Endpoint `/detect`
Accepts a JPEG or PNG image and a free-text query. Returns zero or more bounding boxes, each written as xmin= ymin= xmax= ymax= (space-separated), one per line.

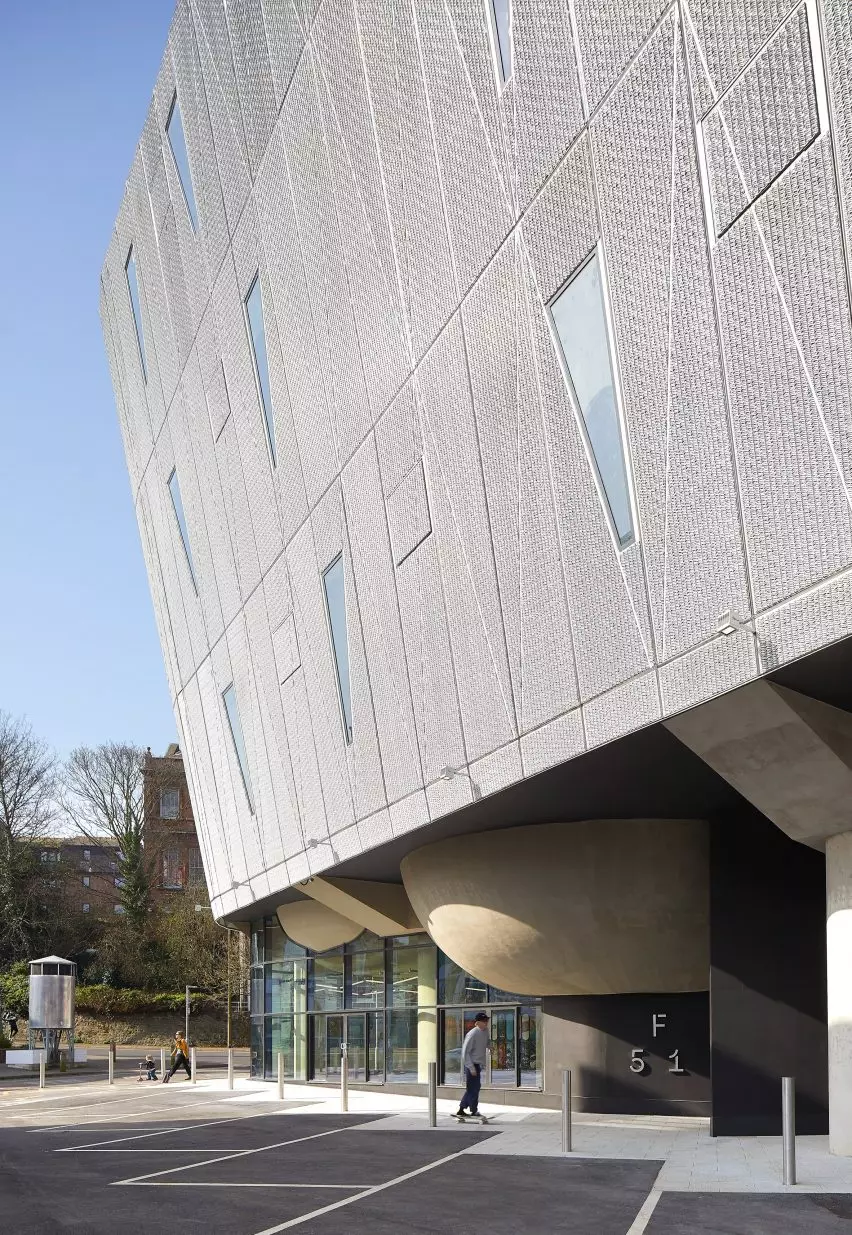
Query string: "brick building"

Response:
xmin=39 ymin=837 xmax=123 ymax=918
xmin=143 ymin=744 xmax=205 ymax=901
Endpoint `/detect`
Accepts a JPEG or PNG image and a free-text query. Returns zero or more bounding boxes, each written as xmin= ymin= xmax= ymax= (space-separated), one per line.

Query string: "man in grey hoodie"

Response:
xmin=455 ymin=1011 xmax=489 ymax=1119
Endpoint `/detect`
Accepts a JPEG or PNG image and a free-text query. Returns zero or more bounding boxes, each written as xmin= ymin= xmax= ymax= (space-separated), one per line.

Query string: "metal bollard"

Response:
xmin=160 ymin=1047 xmax=166 ymax=1079
xmin=108 ymin=1049 xmax=114 ymax=1086
xmin=277 ymin=1051 xmax=285 ymax=1101
xmin=428 ymin=1060 xmax=437 ymax=1128
xmin=341 ymin=1043 xmax=349 ymax=1113
xmin=191 ymin=1046 xmax=197 ymax=1084
xmin=39 ymin=1052 xmax=46 ymax=1089
xmin=228 ymin=1047 xmax=234 ymax=1091
xmin=561 ymin=1069 xmax=572 ymax=1153
xmin=782 ymin=1076 xmax=796 ymax=1185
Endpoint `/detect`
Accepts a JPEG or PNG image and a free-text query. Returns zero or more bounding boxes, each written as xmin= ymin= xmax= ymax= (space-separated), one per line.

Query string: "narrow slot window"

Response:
xmin=244 ymin=274 xmax=276 ymax=466
xmin=223 ymin=683 xmax=254 ymax=812
xmin=125 ymin=247 xmax=148 ymax=381
xmin=488 ymin=0 xmax=512 ymax=85
xmin=322 ymin=555 xmax=353 ymax=745
xmin=166 ymin=93 xmax=199 ymax=232
xmin=168 ymin=468 xmax=198 ymax=592
xmin=550 ymin=249 xmax=635 ymax=547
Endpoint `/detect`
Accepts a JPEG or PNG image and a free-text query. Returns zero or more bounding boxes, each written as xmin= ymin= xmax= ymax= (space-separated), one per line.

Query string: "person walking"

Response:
xmin=454 ymin=1011 xmax=489 ymax=1120
xmin=162 ymin=1031 xmax=191 ymax=1082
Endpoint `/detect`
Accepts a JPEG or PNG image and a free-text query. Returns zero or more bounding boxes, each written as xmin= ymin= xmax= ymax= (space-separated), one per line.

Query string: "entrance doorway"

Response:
xmin=311 ymin=1012 xmax=384 ymax=1083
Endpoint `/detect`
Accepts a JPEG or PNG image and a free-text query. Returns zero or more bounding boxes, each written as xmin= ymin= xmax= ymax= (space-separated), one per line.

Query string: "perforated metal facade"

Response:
xmin=102 ymin=0 xmax=852 ymax=920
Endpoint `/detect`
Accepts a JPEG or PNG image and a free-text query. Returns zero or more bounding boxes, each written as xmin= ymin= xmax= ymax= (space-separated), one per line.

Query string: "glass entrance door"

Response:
xmin=346 ymin=1014 xmax=366 ymax=1082
xmin=489 ymin=1007 xmax=517 ymax=1086
xmin=313 ymin=1013 xmax=344 ymax=1081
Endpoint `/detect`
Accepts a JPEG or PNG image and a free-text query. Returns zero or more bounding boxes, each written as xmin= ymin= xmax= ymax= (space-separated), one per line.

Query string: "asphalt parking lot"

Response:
xmin=3 ymin=1080 xmax=852 ymax=1233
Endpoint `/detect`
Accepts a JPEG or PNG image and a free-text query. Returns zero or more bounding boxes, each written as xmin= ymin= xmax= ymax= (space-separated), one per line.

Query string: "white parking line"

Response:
xmin=30 ymin=1096 xmax=235 ymax=1133
xmin=112 ymin=1125 xmax=362 ymax=1185
xmin=626 ymin=1189 xmax=663 ymax=1233
xmin=62 ymin=1148 xmax=248 ymax=1153
xmin=251 ymin=1148 xmax=472 ymax=1233
xmin=121 ymin=1183 xmax=369 ymax=1189
xmin=57 ymin=1106 xmax=299 ymax=1151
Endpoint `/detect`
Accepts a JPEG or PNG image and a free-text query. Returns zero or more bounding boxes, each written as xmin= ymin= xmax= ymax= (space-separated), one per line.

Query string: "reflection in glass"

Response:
xmin=520 ymin=1004 xmax=541 ymax=1088
xmin=442 ymin=1008 xmax=479 ymax=1085
xmin=168 ymin=469 xmax=197 ymax=593
xmin=250 ymin=1017 xmax=264 ymax=1078
xmin=250 ymin=968 xmax=264 ymax=1016
xmin=125 ymin=247 xmax=147 ymax=381
xmin=389 ymin=946 xmax=435 ymax=1007
xmin=245 ymin=274 xmax=276 ymax=466
xmin=313 ymin=1014 xmax=343 ymax=1080
xmin=490 ymin=0 xmax=512 ymax=82
xmin=222 ymin=683 xmax=254 ymax=812
xmin=265 ymin=916 xmax=284 ymax=962
xmin=346 ymin=1013 xmax=366 ymax=1082
xmin=166 ymin=93 xmax=198 ymax=232
xmin=265 ymin=1015 xmax=296 ymax=1078
xmin=266 ymin=962 xmax=307 ymax=1014
xmin=386 ymin=1008 xmax=418 ymax=1083
xmin=438 ymin=953 xmax=487 ymax=1006
xmin=489 ymin=1007 xmax=517 ymax=1087
xmin=351 ymin=951 xmax=384 ymax=1009
xmin=310 ymin=954 xmax=344 ymax=1011
xmin=367 ymin=1011 xmax=384 ymax=1083
xmin=322 ymin=556 xmax=353 ymax=744
xmin=550 ymin=251 xmax=634 ymax=545
xmin=250 ymin=921 xmax=264 ymax=965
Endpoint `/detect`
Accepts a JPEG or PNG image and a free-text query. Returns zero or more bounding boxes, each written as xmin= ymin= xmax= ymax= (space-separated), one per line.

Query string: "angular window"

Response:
xmin=322 ymin=555 xmax=353 ymax=744
xmin=168 ymin=469 xmax=198 ymax=593
xmin=114 ymin=905 xmax=125 ymax=915
xmin=125 ymin=247 xmax=148 ymax=382
xmin=488 ymin=0 xmax=512 ymax=84
xmin=222 ymin=683 xmax=254 ymax=812
xmin=244 ymin=274 xmax=276 ymax=466
xmin=82 ymin=876 xmax=90 ymax=888
xmin=550 ymin=249 xmax=635 ymax=546
xmin=160 ymin=787 xmax=180 ymax=819
xmin=166 ymin=93 xmax=198 ymax=232
xmin=82 ymin=903 xmax=90 ymax=913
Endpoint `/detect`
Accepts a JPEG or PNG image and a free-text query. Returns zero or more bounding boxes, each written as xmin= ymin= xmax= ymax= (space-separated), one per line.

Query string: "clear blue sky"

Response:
xmin=0 ymin=1 xmax=179 ymax=758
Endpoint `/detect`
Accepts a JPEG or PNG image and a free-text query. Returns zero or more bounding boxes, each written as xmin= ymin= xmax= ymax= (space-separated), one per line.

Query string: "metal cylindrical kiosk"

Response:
xmin=28 ymin=956 xmax=77 ymax=1068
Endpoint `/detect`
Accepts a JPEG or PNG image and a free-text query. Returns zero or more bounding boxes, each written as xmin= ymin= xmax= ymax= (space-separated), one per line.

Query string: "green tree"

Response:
xmin=62 ymin=743 xmax=160 ymax=931
xmin=0 ymin=712 xmax=62 ymax=965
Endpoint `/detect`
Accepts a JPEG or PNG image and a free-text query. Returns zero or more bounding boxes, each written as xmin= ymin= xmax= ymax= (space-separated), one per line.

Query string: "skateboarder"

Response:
xmin=454 ymin=1011 xmax=489 ymax=1121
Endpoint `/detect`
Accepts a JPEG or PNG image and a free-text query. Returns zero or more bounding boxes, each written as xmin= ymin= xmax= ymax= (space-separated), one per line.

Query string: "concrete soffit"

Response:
xmin=276 ymin=900 xmax=364 ymax=951
xmin=296 ymin=876 xmax=423 ymax=937
xmin=665 ymin=681 xmax=852 ymax=849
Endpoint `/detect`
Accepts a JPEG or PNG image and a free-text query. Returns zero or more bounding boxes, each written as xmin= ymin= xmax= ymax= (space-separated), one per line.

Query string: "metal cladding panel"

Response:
xmin=225 ymin=0 xmax=278 ymax=178
xmin=512 ymin=0 xmax=585 ymax=210
xmin=342 ymin=437 xmax=424 ymax=804
xmin=414 ymin=0 xmax=511 ymax=299
xmin=357 ymin=0 xmax=457 ymax=360
xmin=592 ymin=10 xmax=750 ymax=662
xmin=703 ymin=4 xmax=819 ymax=238
xmin=190 ymin=0 xmax=253 ymax=232
xmin=573 ymin=0 xmax=669 ymax=112
xmin=102 ymin=0 xmax=852 ymax=914
xmin=714 ymin=139 xmax=852 ymax=611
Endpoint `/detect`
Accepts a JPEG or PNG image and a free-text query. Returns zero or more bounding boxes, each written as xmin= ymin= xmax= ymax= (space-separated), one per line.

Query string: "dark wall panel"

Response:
xmin=542 ymin=992 xmax=710 ymax=1116
xmin=710 ymin=814 xmax=827 ymax=1135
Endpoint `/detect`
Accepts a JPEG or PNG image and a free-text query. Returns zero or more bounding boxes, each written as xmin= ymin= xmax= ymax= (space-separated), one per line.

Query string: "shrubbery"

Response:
xmin=74 ymin=986 xmax=219 ymax=1016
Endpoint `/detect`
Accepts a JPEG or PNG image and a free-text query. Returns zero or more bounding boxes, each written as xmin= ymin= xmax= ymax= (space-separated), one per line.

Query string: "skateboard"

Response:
xmin=452 ymin=1112 xmax=490 ymax=1124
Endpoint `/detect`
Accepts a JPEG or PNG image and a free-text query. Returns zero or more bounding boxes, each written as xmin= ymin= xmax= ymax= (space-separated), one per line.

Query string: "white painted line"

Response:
xmin=62 ymin=1148 xmax=249 ymax=1153
xmin=112 ymin=1126 xmax=363 ymax=1185
xmin=250 ymin=1148 xmax=473 ymax=1234
xmin=56 ymin=1105 xmax=287 ymax=1151
xmin=30 ymin=1096 xmax=234 ymax=1134
xmin=626 ymin=1188 xmax=663 ymax=1234
xmin=121 ymin=1182 xmax=370 ymax=1189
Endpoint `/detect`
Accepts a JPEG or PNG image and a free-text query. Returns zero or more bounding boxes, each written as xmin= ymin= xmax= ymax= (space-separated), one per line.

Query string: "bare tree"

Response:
xmin=62 ymin=743 xmax=158 ymax=931
xmin=0 ymin=712 xmax=59 ymax=962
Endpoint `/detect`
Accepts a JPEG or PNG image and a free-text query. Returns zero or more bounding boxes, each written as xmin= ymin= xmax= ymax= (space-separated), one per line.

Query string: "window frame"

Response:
xmin=160 ymin=787 xmax=180 ymax=819
xmin=322 ymin=554 xmax=353 ymax=746
xmin=167 ymin=468 xmax=198 ymax=593
xmin=243 ymin=273 xmax=277 ymax=468
xmin=125 ymin=246 xmax=148 ymax=382
xmin=547 ymin=244 xmax=637 ymax=550
xmin=222 ymin=682 xmax=255 ymax=813
xmin=485 ymin=0 xmax=513 ymax=89
xmin=165 ymin=91 xmax=199 ymax=233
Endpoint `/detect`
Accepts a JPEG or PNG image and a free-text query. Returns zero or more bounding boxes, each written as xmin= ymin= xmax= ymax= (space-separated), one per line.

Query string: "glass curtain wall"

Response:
xmin=249 ymin=920 xmax=541 ymax=1090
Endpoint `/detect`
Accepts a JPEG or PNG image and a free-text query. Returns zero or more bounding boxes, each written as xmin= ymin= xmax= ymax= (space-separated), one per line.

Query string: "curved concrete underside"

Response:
xmin=401 ymin=819 xmax=709 ymax=996
xmin=276 ymin=900 xmax=363 ymax=951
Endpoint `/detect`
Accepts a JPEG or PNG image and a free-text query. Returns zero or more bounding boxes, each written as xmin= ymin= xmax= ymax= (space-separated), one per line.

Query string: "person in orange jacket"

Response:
xmin=162 ymin=1031 xmax=191 ymax=1082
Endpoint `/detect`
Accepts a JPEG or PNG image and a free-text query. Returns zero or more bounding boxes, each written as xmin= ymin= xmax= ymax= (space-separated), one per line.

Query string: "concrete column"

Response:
xmin=417 ymin=947 xmax=437 ymax=1083
xmin=827 ymin=832 xmax=852 ymax=1154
